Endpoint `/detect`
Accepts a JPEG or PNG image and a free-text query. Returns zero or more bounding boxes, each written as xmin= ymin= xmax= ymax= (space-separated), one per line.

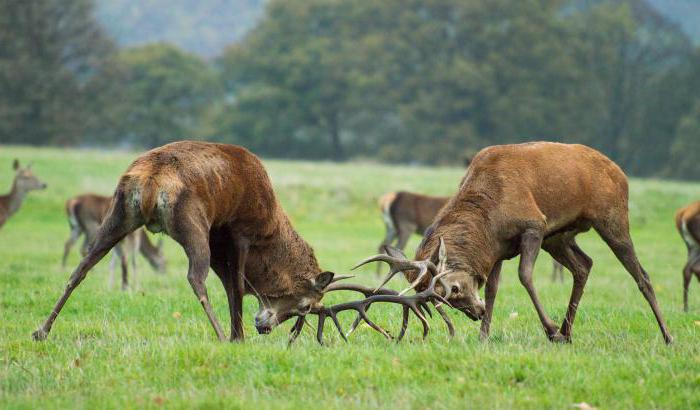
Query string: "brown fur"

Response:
xmin=675 ymin=201 xmax=700 ymax=311
xmin=407 ymin=142 xmax=671 ymax=343
xmin=34 ymin=141 xmax=331 ymax=342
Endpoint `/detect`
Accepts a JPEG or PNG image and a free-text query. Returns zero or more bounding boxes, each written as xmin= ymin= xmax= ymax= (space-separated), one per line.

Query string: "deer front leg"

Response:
xmin=518 ymin=228 xmax=562 ymax=341
xmin=230 ymin=238 xmax=249 ymax=342
xmin=479 ymin=261 xmax=502 ymax=341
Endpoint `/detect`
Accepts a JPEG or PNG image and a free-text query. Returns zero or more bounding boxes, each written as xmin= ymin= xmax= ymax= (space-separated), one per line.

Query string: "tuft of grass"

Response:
xmin=1 ymin=145 xmax=699 ymax=409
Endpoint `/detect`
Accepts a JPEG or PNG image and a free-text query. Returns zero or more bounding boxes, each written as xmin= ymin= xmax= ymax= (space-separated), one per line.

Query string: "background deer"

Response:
xmin=357 ymin=142 xmax=673 ymax=344
xmin=377 ymin=191 xmax=449 ymax=255
xmin=675 ymin=201 xmax=700 ymax=311
xmin=0 ymin=159 xmax=47 ymax=230
xmin=33 ymin=141 xmax=348 ymax=342
xmin=62 ymin=193 xmax=166 ymax=289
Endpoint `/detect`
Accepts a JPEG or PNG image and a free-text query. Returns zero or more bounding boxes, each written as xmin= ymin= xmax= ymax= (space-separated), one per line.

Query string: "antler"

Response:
xmin=352 ymin=254 xmax=452 ymax=301
xmin=292 ymin=272 xmax=454 ymax=345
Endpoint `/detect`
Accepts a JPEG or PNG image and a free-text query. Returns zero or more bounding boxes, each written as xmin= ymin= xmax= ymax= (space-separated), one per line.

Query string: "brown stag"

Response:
xmin=356 ymin=142 xmax=673 ymax=344
xmin=33 ymin=141 xmax=436 ymax=344
xmin=675 ymin=201 xmax=700 ymax=311
xmin=0 ymin=160 xmax=47 ymax=230
xmin=62 ymin=193 xmax=166 ymax=289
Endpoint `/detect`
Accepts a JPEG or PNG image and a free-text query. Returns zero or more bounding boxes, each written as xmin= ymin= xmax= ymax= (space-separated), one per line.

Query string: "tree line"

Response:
xmin=1 ymin=0 xmax=699 ymax=179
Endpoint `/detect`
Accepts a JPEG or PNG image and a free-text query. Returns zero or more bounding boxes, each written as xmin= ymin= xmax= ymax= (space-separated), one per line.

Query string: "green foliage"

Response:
xmin=87 ymin=44 xmax=221 ymax=147
xmin=215 ymin=0 xmax=700 ymax=174
xmin=0 ymin=0 xmax=113 ymax=145
xmin=669 ymin=101 xmax=700 ymax=179
xmin=1 ymin=146 xmax=700 ymax=409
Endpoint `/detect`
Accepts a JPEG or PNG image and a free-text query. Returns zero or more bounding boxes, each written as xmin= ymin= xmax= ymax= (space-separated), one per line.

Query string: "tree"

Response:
xmin=669 ymin=101 xmax=700 ymax=180
xmin=88 ymin=44 xmax=220 ymax=147
xmin=0 ymin=0 xmax=113 ymax=145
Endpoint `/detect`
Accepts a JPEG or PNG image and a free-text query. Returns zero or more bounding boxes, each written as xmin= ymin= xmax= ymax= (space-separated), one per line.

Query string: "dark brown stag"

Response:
xmin=0 ymin=160 xmax=47 ymax=230
xmin=675 ymin=201 xmax=700 ymax=311
xmin=62 ymin=193 xmax=166 ymax=289
xmin=357 ymin=142 xmax=673 ymax=344
xmin=33 ymin=141 xmax=434 ymax=343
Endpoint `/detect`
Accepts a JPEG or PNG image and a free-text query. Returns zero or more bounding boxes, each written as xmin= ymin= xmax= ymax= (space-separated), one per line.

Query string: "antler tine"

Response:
xmin=399 ymin=263 xmax=429 ymax=295
xmin=434 ymin=304 xmax=455 ymax=339
xmin=287 ymin=316 xmax=306 ymax=347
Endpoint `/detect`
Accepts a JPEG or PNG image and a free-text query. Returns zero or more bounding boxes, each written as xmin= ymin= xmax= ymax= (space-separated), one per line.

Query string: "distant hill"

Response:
xmin=95 ymin=0 xmax=265 ymax=58
xmin=95 ymin=0 xmax=698 ymax=59
xmin=648 ymin=0 xmax=700 ymax=43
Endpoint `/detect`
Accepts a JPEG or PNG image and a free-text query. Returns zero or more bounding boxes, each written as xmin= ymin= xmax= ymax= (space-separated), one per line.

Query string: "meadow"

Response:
xmin=1 ymin=145 xmax=699 ymax=409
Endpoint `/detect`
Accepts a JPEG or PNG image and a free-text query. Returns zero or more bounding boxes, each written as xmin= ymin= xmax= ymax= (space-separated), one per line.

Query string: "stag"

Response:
xmin=675 ymin=201 xmax=700 ymax=311
xmin=62 ymin=193 xmax=166 ymax=289
xmin=0 ymin=159 xmax=46 ymax=230
xmin=33 ymin=142 xmax=436 ymax=343
xmin=356 ymin=142 xmax=673 ymax=344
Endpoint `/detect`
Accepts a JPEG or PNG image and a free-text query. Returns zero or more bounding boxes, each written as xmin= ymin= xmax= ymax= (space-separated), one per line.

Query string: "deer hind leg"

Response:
xmin=551 ymin=260 xmax=565 ymax=282
xmin=684 ymin=250 xmax=700 ymax=312
xmin=62 ymin=225 xmax=82 ymax=268
xmin=33 ymin=199 xmax=139 ymax=341
xmin=543 ymin=237 xmax=592 ymax=342
xmin=395 ymin=222 xmax=415 ymax=252
xmin=479 ymin=261 xmax=503 ymax=341
xmin=518 ymin=228 xmax=562 ymax=341
xmin=377 ymin=223 xmax=397 ymax=275
xmin=171 ymin=214 xmax=226 ymax=342
xmin=113 ymin=243 xmax=129 ymax=291
xmin=595 ymin=219 xmax=673 ymax=344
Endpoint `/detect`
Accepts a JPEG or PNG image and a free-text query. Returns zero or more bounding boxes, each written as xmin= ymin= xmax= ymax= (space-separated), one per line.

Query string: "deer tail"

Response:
xmin=139 ymin=177 xmax=158 ymax=222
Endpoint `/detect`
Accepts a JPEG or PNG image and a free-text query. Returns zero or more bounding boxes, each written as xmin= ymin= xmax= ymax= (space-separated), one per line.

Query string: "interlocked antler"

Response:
xmin=289 ymin=272 xmax=454 ymax=346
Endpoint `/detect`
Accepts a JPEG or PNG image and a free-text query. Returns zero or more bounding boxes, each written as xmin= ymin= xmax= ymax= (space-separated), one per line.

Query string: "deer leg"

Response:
xmin=595 ymin=222 xmax=673 ymax=344
xmin=551 ymin=260 xmax=564 ymax=282
xmin=544 ymin=239 xmax=592 ymax=342
xmin=518 ymin=228 xmax=561 ymax=341
xmin=683 ymin=263 xmax=693 ymax=312
xmin=33 ymin=207 xmax=137 ymax=341
xmin=377 ymin=227 xmax=397 ymax=275
xmin=480 ymin=261 xmax=502 ymax=341
xmin=395 ymin=222 xmax=415 ymax=252
xmin=173 ymin=221 xmax=226 ymax=342
xmin=113 ymin=243 xmax=129 ymax=291
xmin=230 ymin=238 xmax=249 ymax=341
xmin=62 ymin=226 xmax=81 ymax=267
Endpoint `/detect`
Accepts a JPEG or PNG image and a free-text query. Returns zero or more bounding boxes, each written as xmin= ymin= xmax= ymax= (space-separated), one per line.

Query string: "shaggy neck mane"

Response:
xmin=414 ymin=191 xmax=500 ymax=283
xmin=247 ymin=207 xmax=322 ymax=297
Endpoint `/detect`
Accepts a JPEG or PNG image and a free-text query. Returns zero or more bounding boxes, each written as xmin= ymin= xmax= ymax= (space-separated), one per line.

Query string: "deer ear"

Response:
xmin=314 ymin=271 xmax=335 ymax=291
xmin=12 ymin=159 xmax=19 ymax=170
xmin=437 ymin=237 xmax=448 ymax=270
xmin=383 ymin=245 xmax=408 ymax=260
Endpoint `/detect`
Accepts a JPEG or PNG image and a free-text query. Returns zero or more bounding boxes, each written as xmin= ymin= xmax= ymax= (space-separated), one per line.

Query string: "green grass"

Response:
xmin=1 ymin=145 xmax=699 ymax=409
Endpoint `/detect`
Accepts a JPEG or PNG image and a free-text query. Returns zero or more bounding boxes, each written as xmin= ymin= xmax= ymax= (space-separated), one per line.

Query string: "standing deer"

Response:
xmin=33 ymin=142 xmax=387 ymax=342
xmin=675 ymin=201 xmax=700 ymax=311
xmin=62 ymin=193 xmax=166 ymax=290
xmin=356 ymin=142 xmax=673 ymax=344
xmin=0 ymin=159 xmax=47 ymax=230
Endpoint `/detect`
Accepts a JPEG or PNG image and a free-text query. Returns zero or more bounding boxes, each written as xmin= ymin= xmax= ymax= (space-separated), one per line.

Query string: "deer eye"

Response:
xmin=300 ymin=304 xmax=311 ymax=313
xmin=451 ymin=285 xmax=460 ymax=294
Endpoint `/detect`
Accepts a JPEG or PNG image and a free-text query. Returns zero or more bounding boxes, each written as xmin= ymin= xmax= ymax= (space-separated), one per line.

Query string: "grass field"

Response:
xmin=1 ymin=145 xmax=699 ymax=409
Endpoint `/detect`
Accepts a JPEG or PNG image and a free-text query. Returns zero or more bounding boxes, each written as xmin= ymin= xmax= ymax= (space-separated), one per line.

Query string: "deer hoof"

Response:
xmin=548 ymin=332 xmax=569 ymax=344
xmin=32 ymin=328 xmax=48 ymax=341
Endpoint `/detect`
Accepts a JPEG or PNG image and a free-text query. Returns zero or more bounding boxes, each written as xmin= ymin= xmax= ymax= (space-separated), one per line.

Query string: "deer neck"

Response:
xmin=416 ymin=194 xmax=501 ymax=283
xmin=2 ymin=180 xmax=27 ymax=216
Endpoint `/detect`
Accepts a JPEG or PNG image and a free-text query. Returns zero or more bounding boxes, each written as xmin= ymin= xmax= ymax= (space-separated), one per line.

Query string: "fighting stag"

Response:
xmin=675 ymin=201 xmax=700 ymax=311
xmin=0 ymin=160 xmax=47 ymax=230
xmin=357 ymin=142 xmax=673 ymax=344
xmin=32 ymin=142 xmax=443 ymax=344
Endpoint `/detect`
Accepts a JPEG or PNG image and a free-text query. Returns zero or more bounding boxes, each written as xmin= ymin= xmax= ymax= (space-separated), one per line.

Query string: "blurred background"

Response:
xmin=1 ymin=0 xmax=699 ymax=178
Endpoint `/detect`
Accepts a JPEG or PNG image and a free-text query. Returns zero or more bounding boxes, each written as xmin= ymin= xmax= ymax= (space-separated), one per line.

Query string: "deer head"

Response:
xmin=355 ymin=238 xmax=486 ymax=321
xmin=13 ymin=159 xmax=47 ymax=193
xmin=254 ymin=271 xmax=336 ymax=334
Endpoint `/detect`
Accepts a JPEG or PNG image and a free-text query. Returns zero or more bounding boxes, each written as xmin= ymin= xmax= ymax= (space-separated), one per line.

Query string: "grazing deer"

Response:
xmin=62 ymin=193 xmax=166 ymax=289
xmin=675 ymin=201 xmax=700 ymax=311
xmin=33 ymin=141 xmax=351 ymax=342
xmin=0 ymin=159 xmax=46 ymax=230
xmin=357 ymin=142 xmax=673 ymax=344
xmin=377 ymin=191 xmax=449 ymax=255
